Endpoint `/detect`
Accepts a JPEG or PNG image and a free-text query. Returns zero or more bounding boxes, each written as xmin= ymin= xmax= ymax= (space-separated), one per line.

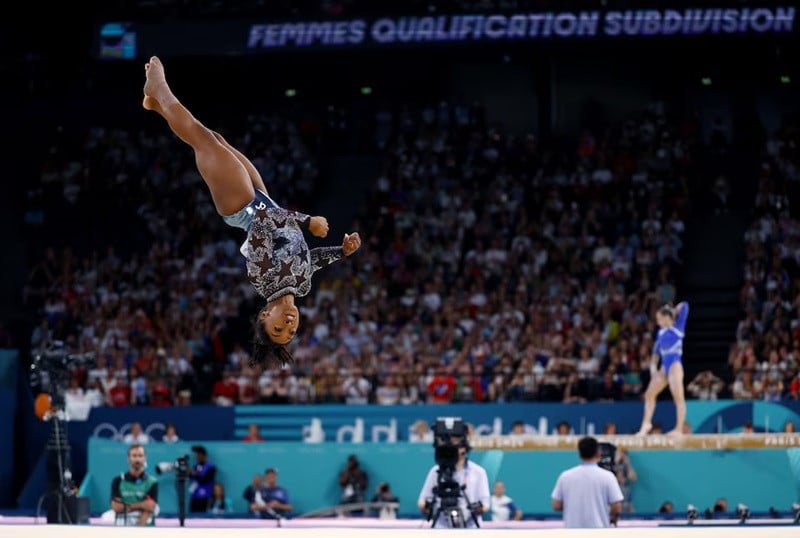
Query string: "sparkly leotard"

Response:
xmin=242 ymin=205 xmax=344 ymax=302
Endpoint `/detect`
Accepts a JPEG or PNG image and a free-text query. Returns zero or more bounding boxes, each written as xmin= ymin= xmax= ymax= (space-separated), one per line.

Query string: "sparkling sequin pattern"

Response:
xmin=242 ymin=206 xmax=343 ymax=302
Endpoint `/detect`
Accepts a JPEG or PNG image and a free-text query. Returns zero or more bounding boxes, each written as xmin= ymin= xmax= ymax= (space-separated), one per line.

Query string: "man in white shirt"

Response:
xmin=490 ymin=481 xmax=522 ymax=521
xmin=123 ymin=422 xmax=151 ymax=444
xmin=417 ymin=418 xmax=490 ymax=528
xmin=551 ymin=436 xmax=623 ymax=528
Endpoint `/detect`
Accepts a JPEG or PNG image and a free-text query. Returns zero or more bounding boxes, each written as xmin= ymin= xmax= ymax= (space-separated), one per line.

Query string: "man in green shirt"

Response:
xmin=110 ymin=443 xmax=159 ymax=526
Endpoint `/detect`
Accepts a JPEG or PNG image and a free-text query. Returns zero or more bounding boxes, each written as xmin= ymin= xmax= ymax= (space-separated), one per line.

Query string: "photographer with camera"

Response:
xmin=551 ymin=436 xmax=623 ymax=528
xmin=417 ymin=418 xmax=490 ymax=529
xmin=188 ymin=445 xmax=217 ymax=513
xmin=339 ymin=455 xmax=368 ymax=511
xmin=110 ymin=444 xmax=159 ymax=526
xmin=371 ymin=482 xmax=399 ymax=519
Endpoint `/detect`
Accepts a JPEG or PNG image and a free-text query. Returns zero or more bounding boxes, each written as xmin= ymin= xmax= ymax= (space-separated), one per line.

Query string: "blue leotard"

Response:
xmin=653 ymin=303 xmax=689 ymax=373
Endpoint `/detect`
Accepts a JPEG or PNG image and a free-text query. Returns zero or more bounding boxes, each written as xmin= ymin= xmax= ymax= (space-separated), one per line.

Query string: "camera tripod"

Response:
xmin=176 ymin=473 xmax=187 ymax=527
xmin=38 ymin=410 xmax=82 ymax=524
xmin=426 ymin=468 xmax=480 ymax=529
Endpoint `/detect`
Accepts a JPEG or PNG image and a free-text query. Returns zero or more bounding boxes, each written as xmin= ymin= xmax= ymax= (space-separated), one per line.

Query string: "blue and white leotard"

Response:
xmin=653 ymin=302 xmax=689 ymax=373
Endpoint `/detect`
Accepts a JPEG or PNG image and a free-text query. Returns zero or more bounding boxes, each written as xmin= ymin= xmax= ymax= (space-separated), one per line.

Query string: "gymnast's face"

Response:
xmin=261 ymin=303 xmax=300 ymax=345
xmin=655 ymin=311 xmax=673 ymax=328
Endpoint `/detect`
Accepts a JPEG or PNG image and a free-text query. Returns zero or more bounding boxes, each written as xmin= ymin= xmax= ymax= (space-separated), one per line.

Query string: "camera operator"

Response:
xmin=551 ymin=436 xmax=623 ymax=528
xmin=417 ymin=419 xmax=490 ymax=528
xmin=188 ymin=445 xmax=216 ymax=512
xmin=110 ymin=444 xmax=159 ymax=526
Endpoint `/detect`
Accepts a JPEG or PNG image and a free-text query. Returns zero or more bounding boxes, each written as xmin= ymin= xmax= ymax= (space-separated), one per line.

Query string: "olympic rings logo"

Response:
xmin=92 ymin=422 xmax=166 ymax=440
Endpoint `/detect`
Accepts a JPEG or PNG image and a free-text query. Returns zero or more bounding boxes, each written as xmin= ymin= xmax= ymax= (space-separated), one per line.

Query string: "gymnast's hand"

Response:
xmin=309 ymin=216 xmax=329 ymax=238
xmin=343 ymin=233 xmax=361 ymax=256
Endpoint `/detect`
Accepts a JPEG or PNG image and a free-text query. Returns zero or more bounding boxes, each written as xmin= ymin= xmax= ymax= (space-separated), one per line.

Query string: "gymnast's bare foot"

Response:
xmin=665 ymin=428 xmax=683 ymax=437
xmin=143 ymin=56 xmax=176 ymax=115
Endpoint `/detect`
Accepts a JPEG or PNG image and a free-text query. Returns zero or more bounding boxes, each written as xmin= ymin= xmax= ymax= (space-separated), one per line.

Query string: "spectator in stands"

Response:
xmin=687 ymin=371 xmax=724 ymax=400
xmin=109 ymin=377 xmax=132 ymax=408
xmin=65 ymin=375 xmax=91 ymax=420
xmin=646 ymin=422 xmax=662 ymax=435
xmin=213 ymin=369 xmax=240 ymax=406
xmin=85 ymin=378 xmax=107 ymax=408
xmin=426 ymin=366 xmax=456 ymax=404
xmin=556 ymin=421 xmax=572 ymax=436
xmin=509 ymin=420 xmax=526 ymax=435
xmin=374 ymin=375 xmax=402 ymax=405
xmin=622 ymin=360 xmax=644 ymax=400
xmin=242 ymin=423 xmax=265 ymax=442
xmin=162 ymin=423 xmax=180 ymax=443
xmin=595 ymin=371 xmax=623 ymax=402
xmin=731 ymin=369 xmax=761 ymax=400
xmin=110 ymin=444 xmax=159 ymax=526
xmin=123 ymin=422 xmax=150 ymax=444
xmin=409 ymin=420 xmax=434 ymax=443
xmin=342 ymin=367 xmax=371 ymax=404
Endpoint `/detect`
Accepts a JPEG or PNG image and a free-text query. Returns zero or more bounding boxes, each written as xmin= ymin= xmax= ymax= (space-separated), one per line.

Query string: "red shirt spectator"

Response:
xmin=212 ymin=374 xmax=239 ymax=406
xmin=427 ymin=370 xmax=456 ymax=404
xmin=789 ymin=377 xmax=800 ymax=399
xmin=108 ymin=382 xmax=131 ymax=407
xmin=150 ymin=379 xmax=172 ymax=407
xmin=242 ymin=423 xmax=265 ymax=442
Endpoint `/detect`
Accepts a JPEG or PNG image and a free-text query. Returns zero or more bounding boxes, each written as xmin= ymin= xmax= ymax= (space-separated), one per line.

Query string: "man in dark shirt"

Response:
xmin=188 ymin=445 xmax=216 ymax=513
xmin=110 ymin=444 xmax=158 ymax=526
xmin=253 ymin=468 xmax=293 ymax=519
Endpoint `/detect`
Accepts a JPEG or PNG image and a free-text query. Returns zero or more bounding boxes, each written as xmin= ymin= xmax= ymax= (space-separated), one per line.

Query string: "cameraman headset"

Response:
xmin=416 ymin=418 xmax=490 ymax=528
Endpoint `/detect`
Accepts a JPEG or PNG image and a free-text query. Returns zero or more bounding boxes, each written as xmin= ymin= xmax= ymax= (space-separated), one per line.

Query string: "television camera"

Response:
xmin=30 ymin=341 xmax=95 ymax=413
xmin=155 ymin=453 xmax=192 ymax=526
xmin=155 ymin=455 xmax=191 ymax=477
xmin=424 ymin=417 xmax=482 ymax=528
xmin=597 ymin=441 xmax=617 ymax=474
xmin=29 ymin=342 xmax=95 ymax=525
